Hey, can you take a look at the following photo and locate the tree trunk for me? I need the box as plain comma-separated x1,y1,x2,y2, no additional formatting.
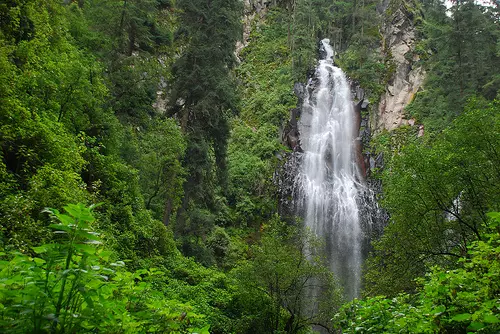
163,197,173,226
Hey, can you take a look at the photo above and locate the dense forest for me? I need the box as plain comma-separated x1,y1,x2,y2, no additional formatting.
0,0,499,333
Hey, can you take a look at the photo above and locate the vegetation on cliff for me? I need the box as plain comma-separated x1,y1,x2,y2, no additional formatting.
0,0,499,332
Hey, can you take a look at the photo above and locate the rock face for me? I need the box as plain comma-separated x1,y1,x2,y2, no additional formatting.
235,0,273,59
375,4,425,132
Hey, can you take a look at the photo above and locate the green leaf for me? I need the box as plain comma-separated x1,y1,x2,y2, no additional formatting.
49,224,73,233
483,314,499,324
54,214,75,226
486,212,500,221
89,202,104,211
468,322,485,331
135,268,148,275
110,261,125,267
33,246,48,254
190,325,210,334
432,305,446,316
98,250,113,261
64,203,95,223
75,229,100,241
74,243,96,254
452,313,472,322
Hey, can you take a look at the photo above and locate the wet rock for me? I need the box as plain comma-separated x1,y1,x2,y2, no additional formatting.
361,99,370,109
294,82,306,102
369,156,376,170
375,152,384,169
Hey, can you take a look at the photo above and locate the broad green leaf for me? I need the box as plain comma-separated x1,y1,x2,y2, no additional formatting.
452,313,472,322
74,243,96,254
33,246,48,254
98,250,113,261
190,325,211,334
135,269,148,275
49,224,73,233
432,305,446,316
468,322,485,331
483,314,499,324
54,214,75,226
110,261,125,267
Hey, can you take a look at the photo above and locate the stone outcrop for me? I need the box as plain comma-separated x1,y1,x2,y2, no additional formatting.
375,4,425,132
235,0,273,59
351,84,370,179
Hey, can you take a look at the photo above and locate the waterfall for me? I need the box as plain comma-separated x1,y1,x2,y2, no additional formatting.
296,39,364,299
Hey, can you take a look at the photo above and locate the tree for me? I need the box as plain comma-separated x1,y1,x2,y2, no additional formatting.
168,0,243,240
136,118,186,225
233,218,343,333
0,203,209,333
336,212,500,334
365,100,500,296
407,0,500,132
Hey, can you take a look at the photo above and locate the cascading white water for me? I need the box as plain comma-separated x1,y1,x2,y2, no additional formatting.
297,39,363,299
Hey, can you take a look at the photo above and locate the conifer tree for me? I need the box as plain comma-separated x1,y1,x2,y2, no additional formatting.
169,0,242,240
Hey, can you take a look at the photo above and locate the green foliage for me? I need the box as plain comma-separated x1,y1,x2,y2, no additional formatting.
367,125,419,178
229,9,293,228
237,9,296,127
406,0,500,133
1,1,350,333
0,0,185,271
0,203,208,333
289,0,336,81
228,121,282,227
167,0,243,246
233,217,343,333
82,0,174,56
7,0,500,333
336,212,500,333
335,294,430,333
159,255,239,333
206,226,231,266
0,0,98,249
365,100,500,296
337,40,386,98
136,118,186,223
331,0,383,99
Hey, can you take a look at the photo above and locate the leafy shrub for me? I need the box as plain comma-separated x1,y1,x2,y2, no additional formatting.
335,212,500,333
0,203,209,333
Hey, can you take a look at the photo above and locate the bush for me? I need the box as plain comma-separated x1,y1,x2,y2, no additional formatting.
335,212,500,333
0,203,209,333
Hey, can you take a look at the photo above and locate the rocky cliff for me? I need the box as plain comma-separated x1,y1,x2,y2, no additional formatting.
235,0,272,59
374,2,425,132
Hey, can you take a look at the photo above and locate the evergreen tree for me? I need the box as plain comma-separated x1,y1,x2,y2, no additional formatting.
407,0,500,131
169,0,242,245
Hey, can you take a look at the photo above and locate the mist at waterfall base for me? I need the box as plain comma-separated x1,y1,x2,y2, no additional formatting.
294,39,375,300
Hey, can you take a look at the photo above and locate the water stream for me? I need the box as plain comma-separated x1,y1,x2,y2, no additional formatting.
296,39,364,299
